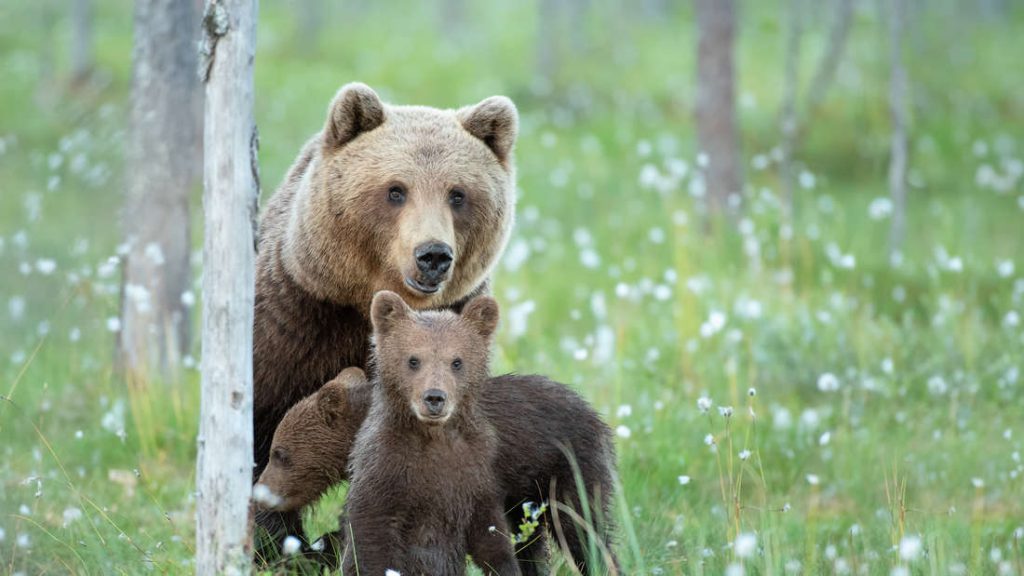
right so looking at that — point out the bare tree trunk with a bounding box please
[695,0,742,218]
[195,0,259,573]
[119,0,202,382]
[296,0,323,53]
[803,0,855,120]
[887,0,909,257]
[779,0,803,220]
[71,0,94,85]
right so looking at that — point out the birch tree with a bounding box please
[195,0,260,573]
[118,0,201,381]
[71,0,94,85]
[887,0,909,257]
[695,0,742,219]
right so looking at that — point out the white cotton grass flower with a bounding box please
[252,484,282,508]
[817,373,840,392]
[106,316,122,333]
[718,406,734,418]
[869,197,893,220]
[35,258,57,275]
[971,478,985,489]
[890,567,909,576]
[385,570,402,576]
[282,535,302,555]
[616,404,632,418]
[806,474,821,486]
[677,475,691,486]
[997,260,1015,278]
[725,563,745,576]
[697,396,713,413]
[898,534,922,561]
[615,425,631,439]
[747,387,756,397]
[704,434,716,447]
[734,532,757,558]
[62,507,83,527]
[738,449,751,461]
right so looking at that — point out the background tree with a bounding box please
[694,0,742,219]
[778,0,856,218]
[888,0,909,257]
[70,0,94,86]
[118,0,201,381]
[195,0,260,572]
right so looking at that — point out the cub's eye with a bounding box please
[451,358,463,371]
[448,188,466,208]
[408,357,420,370]
[387,185,407,204]
[271,447,291,467]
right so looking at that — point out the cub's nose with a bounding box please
[414,242,454,282]
[423,388,448,416]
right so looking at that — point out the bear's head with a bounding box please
[255,367,369,511]
[286,83,518,309]
[369,290,499,425]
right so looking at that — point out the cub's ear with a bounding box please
[335,367,368,389]
[324,82,385,149]
[461,296,500,339]
[318,379,347,426]
[458,96,519,164]
[370,290,411,337]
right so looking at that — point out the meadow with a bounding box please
[1,1,1022,574]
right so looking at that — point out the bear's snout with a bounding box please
[414,242,454,287]
[422,388,448,417]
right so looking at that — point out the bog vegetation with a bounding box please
[1,1,1022,574]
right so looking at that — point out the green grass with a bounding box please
[2,1,1023,574]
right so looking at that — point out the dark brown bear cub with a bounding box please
[341,290,519,576]
[256,362,618,574]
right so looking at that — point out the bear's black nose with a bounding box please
[423,389,448,416]
[415,242,453,283]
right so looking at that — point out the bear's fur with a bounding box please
[256,339,618,574]
[251,83,518,558]
[340,291,519,575]
[253,82,519,478]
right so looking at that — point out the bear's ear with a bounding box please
[461,296,500,339]
[370,290,412,337]
[325,82,386,149]
[458,96,519,164]
[317,379,347,426]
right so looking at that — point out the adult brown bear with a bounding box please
[252,83,518,554]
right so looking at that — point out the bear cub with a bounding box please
[341,290,519,575]
[256,323,618,576]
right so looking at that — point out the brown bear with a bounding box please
[252,82,518,553]
[340,290,518,575]
[256,336,618,574]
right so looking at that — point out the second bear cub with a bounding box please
[341,290,519,575]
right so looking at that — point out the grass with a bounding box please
[2,0,1023,574]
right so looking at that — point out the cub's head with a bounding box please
[299,83,518,308]
[369,290,499,425]
[255,368,369,512]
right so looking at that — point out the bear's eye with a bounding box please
[387,185,407,205]
[448,188,466,208]
[271,447,291,467]
[408,357,420,370]
[451,358,463,371]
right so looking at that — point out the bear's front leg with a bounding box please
[468,500,523,576]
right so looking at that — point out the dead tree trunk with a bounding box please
[71,0,94,85]
[887,0,909,257]
[695,0,743,219]
[803,0,855,120]
[118,0,201,382]
[195,0,260,573]
[779,0,803,220]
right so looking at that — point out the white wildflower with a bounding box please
[817,373,840,392]
[697,397,713,413]
[898,534,922,561]
[615,425,631,439]
[734,532,756,558]
[282,535,302,555]
[677,475,691,486]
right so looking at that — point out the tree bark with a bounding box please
[803,0,855,121]
[887,0,909,257]
[695,0,743,218]
[71,0,94,85]
[118,0,202,381]
[195,0,259,573]
[779,0,803,220]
